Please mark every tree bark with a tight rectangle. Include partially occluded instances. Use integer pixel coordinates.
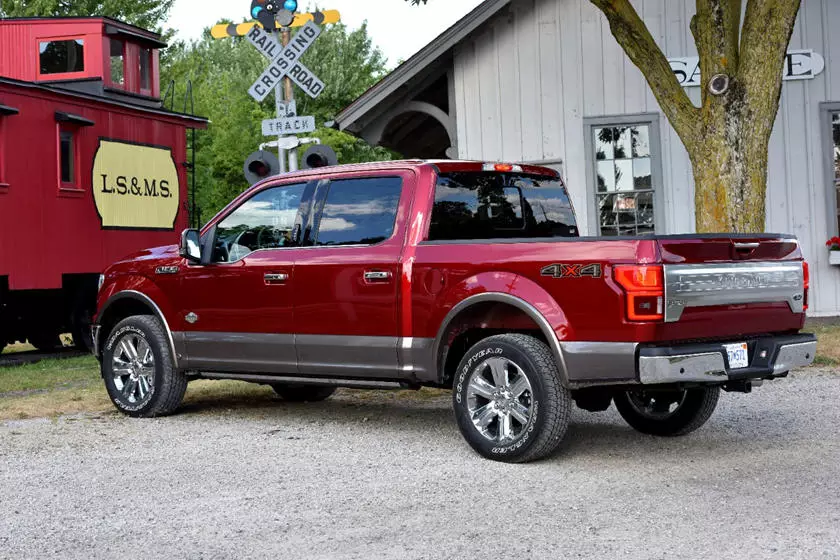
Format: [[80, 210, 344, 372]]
[[591, 0, 801, 233]]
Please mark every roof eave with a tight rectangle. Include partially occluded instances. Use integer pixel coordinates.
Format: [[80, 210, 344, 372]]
[[336, 0, 511, 132]]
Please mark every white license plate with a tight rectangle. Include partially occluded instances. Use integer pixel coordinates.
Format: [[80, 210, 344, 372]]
[[724, 342, 749, 369]]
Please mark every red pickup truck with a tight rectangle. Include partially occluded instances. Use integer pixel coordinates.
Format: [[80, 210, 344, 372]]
[[92, 160, 815, 462]]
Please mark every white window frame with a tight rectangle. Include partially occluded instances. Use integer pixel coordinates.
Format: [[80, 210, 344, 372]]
[[821, 102, 840, 236]]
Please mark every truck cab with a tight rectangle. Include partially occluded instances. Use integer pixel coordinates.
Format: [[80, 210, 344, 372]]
[[92, 160, 815, 463]]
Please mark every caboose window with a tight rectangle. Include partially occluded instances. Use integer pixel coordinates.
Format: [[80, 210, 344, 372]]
[[39, 39, 85, 75], [59, 129, 75, 184], [140, 48, 152, 92], [110, 39, 125, 86]]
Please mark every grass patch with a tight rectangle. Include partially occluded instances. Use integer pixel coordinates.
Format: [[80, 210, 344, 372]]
[[805, 320, 840, 365], [0, 356, 100, 394]]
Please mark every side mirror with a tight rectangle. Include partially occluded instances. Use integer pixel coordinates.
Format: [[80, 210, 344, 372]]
[[179, 229, 202, 263]]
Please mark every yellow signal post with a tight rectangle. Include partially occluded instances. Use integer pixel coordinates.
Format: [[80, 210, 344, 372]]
[[210, 10, 341, 39]]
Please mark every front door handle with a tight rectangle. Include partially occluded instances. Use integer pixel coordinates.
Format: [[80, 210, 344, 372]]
[[264, 273, 289, 285], [364, 270, 392, 282]]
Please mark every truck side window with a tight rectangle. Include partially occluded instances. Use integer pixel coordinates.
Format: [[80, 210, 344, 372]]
[[313, 177, 402, 247], [212, 183, 306, 263], [429, 172, 578, 241]]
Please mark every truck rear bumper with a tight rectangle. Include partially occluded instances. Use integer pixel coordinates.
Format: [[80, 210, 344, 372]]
[[638, 333, 816, 385]]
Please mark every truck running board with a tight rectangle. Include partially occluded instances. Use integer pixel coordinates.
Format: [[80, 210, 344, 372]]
[[198, 372, 416, 391]]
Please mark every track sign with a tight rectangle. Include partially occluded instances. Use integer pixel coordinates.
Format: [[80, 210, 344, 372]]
[[262, 116, 316, 136], [248, 21, 322, 102]]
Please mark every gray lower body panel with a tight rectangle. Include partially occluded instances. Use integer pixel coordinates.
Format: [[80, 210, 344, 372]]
[[560, 341, 638, 383], [185, 332, 297, 374], [178, 332, 435, 381]]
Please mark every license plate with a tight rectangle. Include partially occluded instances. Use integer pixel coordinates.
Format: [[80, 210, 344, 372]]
[[724, 342, 749, 369]]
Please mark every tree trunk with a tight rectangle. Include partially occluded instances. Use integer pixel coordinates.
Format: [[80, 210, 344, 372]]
[[690, 84, 773, 233]]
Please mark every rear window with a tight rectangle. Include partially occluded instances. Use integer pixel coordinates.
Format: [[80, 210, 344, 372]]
[[428, 172, 578, 241]]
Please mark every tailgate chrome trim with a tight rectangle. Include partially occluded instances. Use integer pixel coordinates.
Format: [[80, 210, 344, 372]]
[[664, 262, 805, 322]]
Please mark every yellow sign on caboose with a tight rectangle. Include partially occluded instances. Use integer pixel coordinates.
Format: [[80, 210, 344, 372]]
[[92, 139, 180, 230]]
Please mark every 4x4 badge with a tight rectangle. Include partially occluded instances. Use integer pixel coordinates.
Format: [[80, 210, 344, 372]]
[[541, 263, 602, 278], [185, 312, 199, 324]]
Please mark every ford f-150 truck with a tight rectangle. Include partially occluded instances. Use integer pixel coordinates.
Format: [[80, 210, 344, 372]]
[[92, 160, 816, 462]]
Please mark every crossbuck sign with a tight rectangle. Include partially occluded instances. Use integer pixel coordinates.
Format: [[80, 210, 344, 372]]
[[247, 21, 325, 102]]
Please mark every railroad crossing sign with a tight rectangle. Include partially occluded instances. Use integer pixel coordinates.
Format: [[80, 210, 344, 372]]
[[246, 22, 325, 101]]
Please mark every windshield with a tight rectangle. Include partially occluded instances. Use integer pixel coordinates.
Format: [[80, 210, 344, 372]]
[[428, 172, 578, 241]]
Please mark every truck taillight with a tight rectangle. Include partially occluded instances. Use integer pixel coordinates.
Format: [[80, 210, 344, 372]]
[[803, 261, 809, 311], [614, 265, 664, 321]]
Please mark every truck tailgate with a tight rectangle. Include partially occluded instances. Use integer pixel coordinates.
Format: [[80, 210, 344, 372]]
[[654, 235, 806, 338]]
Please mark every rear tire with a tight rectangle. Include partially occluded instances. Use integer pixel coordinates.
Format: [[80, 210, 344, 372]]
[[452, 333, 571, 463], [102, 315, 187, 418], [614, 387, 720, 436], [271, 384, 336, 402]]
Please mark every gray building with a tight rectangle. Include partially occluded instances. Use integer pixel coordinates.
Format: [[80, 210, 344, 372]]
[[336, 0, 840, 316]]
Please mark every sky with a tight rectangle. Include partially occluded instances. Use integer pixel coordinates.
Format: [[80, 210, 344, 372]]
[[168, 0, 486, 67]]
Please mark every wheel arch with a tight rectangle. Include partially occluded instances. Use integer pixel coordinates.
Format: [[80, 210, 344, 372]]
[[95, 290, 179, 368], [433, 292, 569, 387]]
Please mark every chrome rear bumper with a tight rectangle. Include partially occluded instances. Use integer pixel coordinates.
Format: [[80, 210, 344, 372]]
[[638, 334, 816, 384]]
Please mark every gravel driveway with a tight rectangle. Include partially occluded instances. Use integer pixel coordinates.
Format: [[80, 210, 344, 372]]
[[1, 370, 839, 559]]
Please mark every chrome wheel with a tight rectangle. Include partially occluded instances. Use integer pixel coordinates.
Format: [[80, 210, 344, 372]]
[[625, 390, 687, 420], [111, 333, 155, 405], [466, 357, 533, 443]]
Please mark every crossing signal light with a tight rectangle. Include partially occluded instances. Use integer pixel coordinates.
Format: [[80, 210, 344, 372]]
[[302, 145, 338, 169], [244, 150, 281, 184], [250, 0, 280, 31]]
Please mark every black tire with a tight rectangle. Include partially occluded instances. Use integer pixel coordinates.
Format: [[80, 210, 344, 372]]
[[102, 315, 187, 418], [271, 384, 336, 402], [614, 387, 720, 437], [452, 333, 572, 463]]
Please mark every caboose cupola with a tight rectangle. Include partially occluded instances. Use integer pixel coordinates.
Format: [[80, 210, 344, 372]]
[[0, 16, 166, 106]]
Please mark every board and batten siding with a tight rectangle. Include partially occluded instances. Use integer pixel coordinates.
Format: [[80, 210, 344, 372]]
[[452, 0, 840, 316]]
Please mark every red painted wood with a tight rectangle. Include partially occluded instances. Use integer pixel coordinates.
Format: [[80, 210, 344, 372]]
[[0, 78, 202, 291]]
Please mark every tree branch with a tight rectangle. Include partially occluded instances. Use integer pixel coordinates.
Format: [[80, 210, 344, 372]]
[[738, 0, 801, 130], [693, 0, 742, 109], [590, 0, 700, 147]]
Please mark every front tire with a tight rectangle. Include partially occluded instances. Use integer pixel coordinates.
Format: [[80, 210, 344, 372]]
[[453, 334, 572, 463], [271, 384, 336, 402], [102, 315, 187, 418], [613, 387, 720, 436]]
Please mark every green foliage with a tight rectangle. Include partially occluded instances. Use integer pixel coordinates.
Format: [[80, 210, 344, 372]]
[[0, 0, 174, 31], [162, 22, 395, 221]]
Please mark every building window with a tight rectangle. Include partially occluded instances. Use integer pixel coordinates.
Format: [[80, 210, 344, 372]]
[[110, 39, 125, 86], [585, 116, 662, 236], [312, 177, 403, 246], [59, 127, 78, 188], [39, 39, 85, 75], [140, 48, 153, 92]]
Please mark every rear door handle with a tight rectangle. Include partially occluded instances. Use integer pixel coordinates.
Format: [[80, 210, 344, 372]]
[[734, 242, 760, 250], [364, 271, 392, 282], [264, 273, 289, 285]]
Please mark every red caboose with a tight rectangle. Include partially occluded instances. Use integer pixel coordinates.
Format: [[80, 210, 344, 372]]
[[0, 16, 207, 351]]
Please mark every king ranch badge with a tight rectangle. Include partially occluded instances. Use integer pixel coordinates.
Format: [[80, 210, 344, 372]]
[[92, 139, 180, 229]]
